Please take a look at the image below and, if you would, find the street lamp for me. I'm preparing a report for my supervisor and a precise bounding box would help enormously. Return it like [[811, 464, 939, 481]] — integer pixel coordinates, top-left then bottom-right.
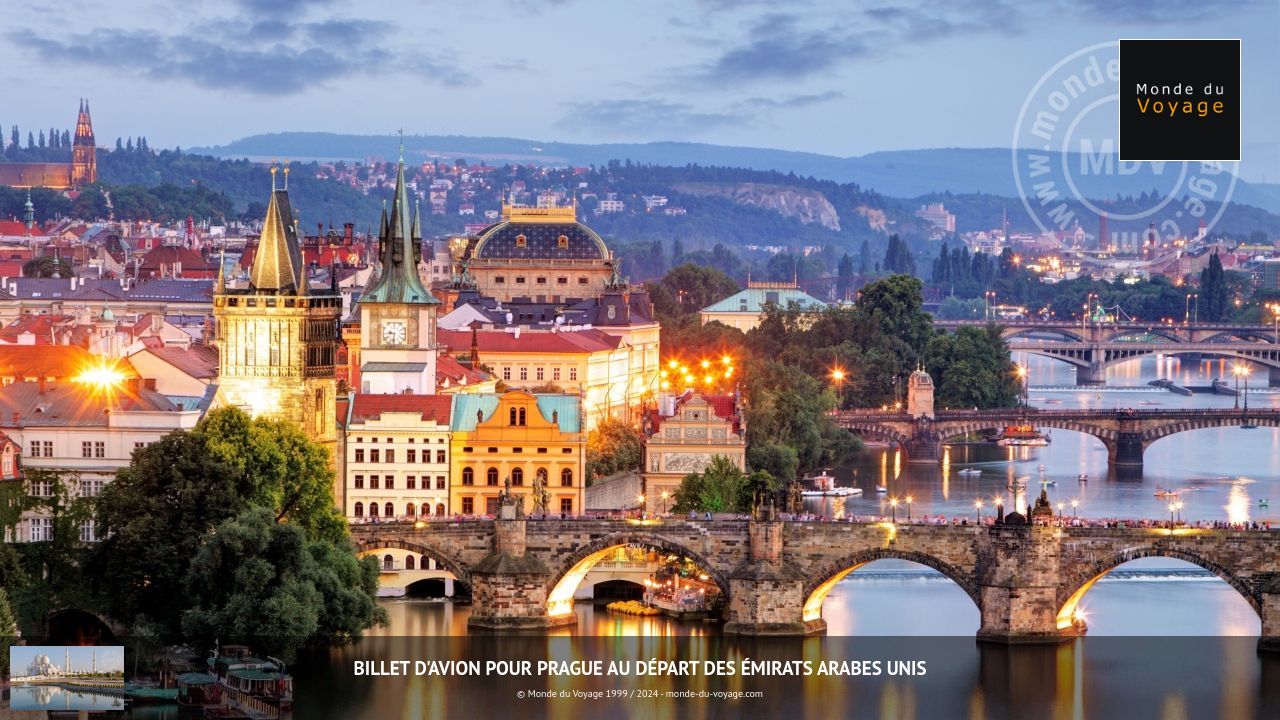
[[1184, 293, 1192, 325], [905, 495, 914, 523], [1071, 498, 1079, 518], [1015, 363, 1028, 408], [889, 496, 899, 523], [1168, 502, 1176, 524], [974, 498, 983, 524], [660, 491, 670, 515], [1174, 500, 1183, 524], [1232, 363, 1250, 411]]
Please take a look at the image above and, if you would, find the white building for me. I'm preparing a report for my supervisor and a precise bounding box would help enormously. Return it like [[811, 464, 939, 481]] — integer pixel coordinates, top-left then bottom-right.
[[0, 378, 206, 543], [340, 394, 453, 521]]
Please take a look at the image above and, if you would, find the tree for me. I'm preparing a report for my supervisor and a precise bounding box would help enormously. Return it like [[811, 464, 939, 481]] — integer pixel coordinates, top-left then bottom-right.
[[651, 263, 740, 320], [181, 508, 384, 662], [71, 186, 111, 220], [671, 456, 753, 514], [882, 234, 916, 276], [923, 326, 1020, 409], [1199, 251, 1228, 322], [837, 253, 854, 300], [858, 239, 871, 274], [0, 587, 15, 676], [585, 418, 644, 482]]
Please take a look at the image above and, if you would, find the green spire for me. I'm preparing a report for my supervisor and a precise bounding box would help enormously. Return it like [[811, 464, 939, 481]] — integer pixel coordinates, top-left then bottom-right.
[[362, 156, 437, 306]]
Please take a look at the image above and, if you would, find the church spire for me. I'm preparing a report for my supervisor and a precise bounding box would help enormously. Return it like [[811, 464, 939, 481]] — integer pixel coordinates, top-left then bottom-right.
[[248, 166, 306, 295], [362, 151, 437, 305]]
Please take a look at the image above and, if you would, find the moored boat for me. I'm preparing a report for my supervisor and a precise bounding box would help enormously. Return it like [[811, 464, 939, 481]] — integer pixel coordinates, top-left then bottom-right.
[[995, 425, 1050, 447]]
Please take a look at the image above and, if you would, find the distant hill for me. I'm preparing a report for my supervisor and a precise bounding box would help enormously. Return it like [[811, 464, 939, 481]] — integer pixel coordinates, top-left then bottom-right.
[[192, 133, 1280, 216]]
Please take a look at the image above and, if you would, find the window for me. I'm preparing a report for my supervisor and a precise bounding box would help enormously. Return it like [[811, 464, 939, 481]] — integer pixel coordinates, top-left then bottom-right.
[[509, 407, 518, 425], [578, 277, 588, 285], [436, 476, 446, 490], [384, 502, 394, 517], [133, 441, 146, 451], [30, 479, 53, 497], [29, 517, 52, 542], [81, 441, 93, 458], [557, 277, 568, 285], [503, 367, 511, 380], [29, 441, 38, 456], [405, 555, 416, 570], [436, 502, 446, 516], [537, 448, 547, 454], [80, 519, 96, 542], [407, 476, 416, 490], [518, 408, 526, 425], [561, 468, 573, 487], [436, 450, 446, 463], [79, 479, 104, 497], [536, 277, 547, 285], [462, 497, 474, 515], [515, 233, 527, 247], [385, 476, 395, 489], [557, 234, 569, 248], [370, 449, 380, 463], [513, 447, 523, 454], [370, 475, 380, 489], [406, 449, 416, 463], [495, 276, 505, 284], [355, 449, 365, 463], [486, 468, 499, 486], [569, 368, 578, 381], [519, 367, 528, 381], [383, 554, 394, 570], [552, 367, 561, 381], [385, 449, 395, 463], [536, 367, 544, 381], [560, 498, 573, 514], [354, 475, 364, 489], [511, 467, 524, 486], [42, 441, 52, 457], [406, 503, 416, 517], [516, 276, 526, 284], [462, 467, 474, 485]]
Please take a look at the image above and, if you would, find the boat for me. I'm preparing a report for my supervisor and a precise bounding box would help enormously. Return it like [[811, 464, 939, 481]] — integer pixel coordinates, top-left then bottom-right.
[[1154, 487, 1179, 498], [995, 425, 1050, 447], [1260, 499, 1270, 508], [206, 645, 293, 713], [125, 684, 179, 704], [802, 486, 863, 497], [177, 672, 221, 708], [875, 485, 887, 494], [1040, 479, 1057, 486], [957, 468, 982, 477], [1078, 474, 1088, 482]]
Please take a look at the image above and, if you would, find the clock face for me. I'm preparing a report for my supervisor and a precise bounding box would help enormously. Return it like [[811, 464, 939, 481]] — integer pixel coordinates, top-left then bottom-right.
[[382, 321, 407, 345]]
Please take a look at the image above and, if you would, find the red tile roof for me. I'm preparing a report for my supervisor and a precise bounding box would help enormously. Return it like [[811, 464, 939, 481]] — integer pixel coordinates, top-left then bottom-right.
[[436, 354, 489, 387], [437, 328, 622, 355], [0, 345, 138, 382], [137, 344, 219, 379], [349, 394, 453, 424], [0, 221, 46, 237]]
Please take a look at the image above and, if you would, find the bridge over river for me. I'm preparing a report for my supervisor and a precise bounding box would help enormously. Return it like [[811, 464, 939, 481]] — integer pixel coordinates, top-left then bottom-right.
[[350, 514, 1280, 651], [934, 319, 1280, 386]]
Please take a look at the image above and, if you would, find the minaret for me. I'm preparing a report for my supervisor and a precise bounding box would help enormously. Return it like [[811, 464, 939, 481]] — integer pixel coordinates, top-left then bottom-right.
[[71, 99, 97, 187], [358, 139, 441, 394]]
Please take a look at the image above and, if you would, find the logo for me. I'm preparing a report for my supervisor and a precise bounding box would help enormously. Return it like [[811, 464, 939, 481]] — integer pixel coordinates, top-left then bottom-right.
[[1012, 41, 1238, 249]]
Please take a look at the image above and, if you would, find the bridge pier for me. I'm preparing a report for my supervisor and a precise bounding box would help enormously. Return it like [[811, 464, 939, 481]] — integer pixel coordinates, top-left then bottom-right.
[[723, 520, 812, 635], [1261, 584, 1280, 653], [1111, 432, 1144, 471], [1075, 362, 1106, 386], [977, 525, 1079, 644], [1270, 366, 1280, 388], [467, 515, 575, 632]]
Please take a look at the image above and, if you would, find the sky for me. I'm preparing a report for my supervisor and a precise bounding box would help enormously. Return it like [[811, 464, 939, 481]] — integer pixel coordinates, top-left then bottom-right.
[[1, 0, 1277, 157]]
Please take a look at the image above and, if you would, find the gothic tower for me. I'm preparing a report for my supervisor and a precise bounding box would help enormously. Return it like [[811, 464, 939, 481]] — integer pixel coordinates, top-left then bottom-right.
[[358, 148, 440, 394], [214, 167, 342, 453], [70, 99, 97, 187]]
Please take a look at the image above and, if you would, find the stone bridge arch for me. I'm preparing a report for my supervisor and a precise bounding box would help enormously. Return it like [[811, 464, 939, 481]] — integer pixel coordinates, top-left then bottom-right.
[[1002, 326, 1086, 342], [544, 531, 732, 618], [836, 420, 912, 446], [354, 537, 472, 584], [801, 548, 981, 625], [1055, 545, 1261, 632], [935, 419, 1117, 447], [1142, 415, 1280, 446]]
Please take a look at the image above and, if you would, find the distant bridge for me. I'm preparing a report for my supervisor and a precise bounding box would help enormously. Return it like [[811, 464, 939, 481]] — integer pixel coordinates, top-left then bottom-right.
[[934, 320, 1280, 385], [831, 407, 1280, 471]]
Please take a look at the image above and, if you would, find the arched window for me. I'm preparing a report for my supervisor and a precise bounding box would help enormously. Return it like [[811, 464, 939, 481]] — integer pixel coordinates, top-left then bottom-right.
[[405, 555, 416, 570], [561, 468, 573, 487], [511, 467, 524, 486], [383, 554, 394, 570], [385, 502, 394, 517], [509, 407, 518, 425], [518, 407, 526, 425], [369, 502, 379, 517], [486, 468, 499, 486], [436, 503, 446, 516], [353, 502, 364, 517], [462, 467, 474, 485], [406, 502, 416, 517]]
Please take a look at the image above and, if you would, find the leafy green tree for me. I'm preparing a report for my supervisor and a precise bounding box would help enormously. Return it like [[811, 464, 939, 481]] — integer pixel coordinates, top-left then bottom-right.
[[0, 587, 16, 676], [181, 508, 384, 662], [586, 418, 644, 482], [1199, 251, 1228, 322], [22, 255, 75, 278], [650, 263, 740, 321], [882, 234, 916, 276], [923, 326, 1019, 409], [71, 185, 111, 220], [671, 457, 758, 514], [837, 253, 854, 299], [746, 442, 798, 486]]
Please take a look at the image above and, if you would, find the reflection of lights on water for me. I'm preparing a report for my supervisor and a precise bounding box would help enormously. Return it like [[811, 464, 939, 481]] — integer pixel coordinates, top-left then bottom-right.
[[1225, 482, 1251, 524], [892, 450, 901, 480]]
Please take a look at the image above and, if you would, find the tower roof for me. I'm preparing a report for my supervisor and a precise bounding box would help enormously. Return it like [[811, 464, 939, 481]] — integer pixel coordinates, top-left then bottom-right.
[[362, 153, 438, 305], [248, 186, 306, 295], [74, 98, 95, 147]]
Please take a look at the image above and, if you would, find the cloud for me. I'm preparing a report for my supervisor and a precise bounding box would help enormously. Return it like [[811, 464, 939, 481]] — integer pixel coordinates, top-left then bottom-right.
[[235, 0, 335, 16], [556, 99, 747, 139], [8, 17, 473, 94], [1062, 0, 1258, 23], [736, 91, 844, 111]]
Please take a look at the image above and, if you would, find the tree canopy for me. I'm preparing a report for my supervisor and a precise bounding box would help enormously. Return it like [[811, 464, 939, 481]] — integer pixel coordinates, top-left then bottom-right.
[[586, 418, 645, 482]]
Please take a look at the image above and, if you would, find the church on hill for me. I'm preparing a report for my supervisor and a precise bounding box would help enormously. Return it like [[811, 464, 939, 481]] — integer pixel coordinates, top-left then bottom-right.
[[0, 100, 97, 190]]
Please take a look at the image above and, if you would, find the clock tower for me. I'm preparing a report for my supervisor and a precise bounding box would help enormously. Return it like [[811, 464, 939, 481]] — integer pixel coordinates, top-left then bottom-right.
[[359, 149, 440, 394]]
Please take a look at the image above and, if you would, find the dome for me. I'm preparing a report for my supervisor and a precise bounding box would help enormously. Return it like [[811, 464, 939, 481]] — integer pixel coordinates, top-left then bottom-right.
[[471, 206, 608, 262], [909, 366, 934, 386]]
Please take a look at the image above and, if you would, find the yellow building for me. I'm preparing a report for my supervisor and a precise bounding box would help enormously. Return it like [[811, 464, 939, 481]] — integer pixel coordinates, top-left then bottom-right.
[[449, 391, 585, 517], [642, 392, 746, 515], [213, 173, 341, 454]]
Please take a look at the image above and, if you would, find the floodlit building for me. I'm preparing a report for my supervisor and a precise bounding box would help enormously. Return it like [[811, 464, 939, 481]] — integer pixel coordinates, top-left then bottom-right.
[[698, 280, 828, 332], [341, 394, 453, 521], [641, 392, 745, 515]]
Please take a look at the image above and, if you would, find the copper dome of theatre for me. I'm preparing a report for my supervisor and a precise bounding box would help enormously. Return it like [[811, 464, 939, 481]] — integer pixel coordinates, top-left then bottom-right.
[[470, 205, 610, 261]]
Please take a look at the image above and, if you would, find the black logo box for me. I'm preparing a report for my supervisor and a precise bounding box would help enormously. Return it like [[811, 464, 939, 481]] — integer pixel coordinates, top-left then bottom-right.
[[1119, 39, 1240, 162]]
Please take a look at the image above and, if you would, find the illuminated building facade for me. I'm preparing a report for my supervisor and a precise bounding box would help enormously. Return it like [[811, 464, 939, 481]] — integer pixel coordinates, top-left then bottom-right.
[[0, 100, 97, 189], [213, 174, 341, 453], [641, 392, 745, 515], [449, 391, 585, 517], [341, 394, 452, 521]]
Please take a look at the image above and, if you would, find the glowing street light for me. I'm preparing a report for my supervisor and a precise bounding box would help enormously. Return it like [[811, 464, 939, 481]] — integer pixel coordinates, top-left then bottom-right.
[[1232, 363, 1251, 411], [1014, 363, 1029, 408], [889, 496, 899, 524], [905, 495, 914, 522], [660, 491, 670, 514], [1071, 498, 1079, 518], [831, 368, 846, 382], [974, 498, 983, 523]]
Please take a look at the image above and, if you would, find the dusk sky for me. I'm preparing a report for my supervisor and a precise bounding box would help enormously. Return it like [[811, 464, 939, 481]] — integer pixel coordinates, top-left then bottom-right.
[[2, 0, 1276, 157]]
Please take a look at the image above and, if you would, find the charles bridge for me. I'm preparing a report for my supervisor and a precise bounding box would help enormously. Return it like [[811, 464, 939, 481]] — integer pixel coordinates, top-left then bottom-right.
[[832, 407, 1280, 471], [934, 319, 1280, 386], [350, 515, 1280, 651]]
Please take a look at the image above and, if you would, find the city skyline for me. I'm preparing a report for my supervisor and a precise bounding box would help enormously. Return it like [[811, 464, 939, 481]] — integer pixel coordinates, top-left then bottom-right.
[[0, 1, 1276, 159], [10, 646, 125, 675]]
